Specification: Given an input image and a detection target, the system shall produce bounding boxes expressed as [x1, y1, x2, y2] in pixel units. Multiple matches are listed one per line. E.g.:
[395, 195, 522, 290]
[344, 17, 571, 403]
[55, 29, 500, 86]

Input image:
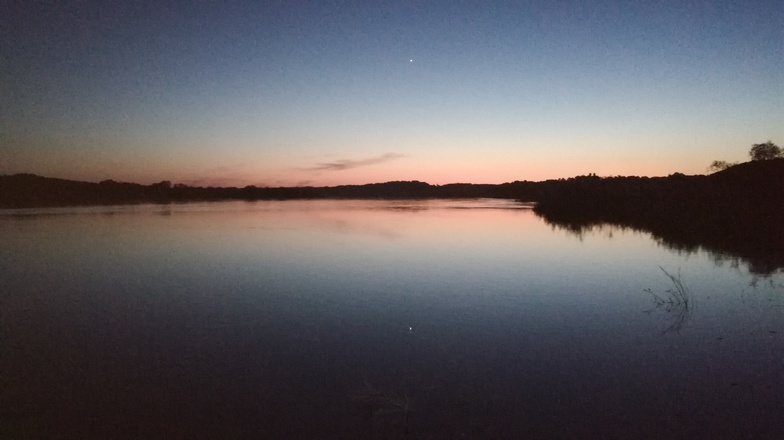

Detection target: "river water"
[1, 199, 781, 439]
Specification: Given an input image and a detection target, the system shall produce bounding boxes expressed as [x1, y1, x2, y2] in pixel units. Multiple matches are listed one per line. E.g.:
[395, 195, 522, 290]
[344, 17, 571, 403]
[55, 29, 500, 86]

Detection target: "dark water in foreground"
[1, 200, 782, 439]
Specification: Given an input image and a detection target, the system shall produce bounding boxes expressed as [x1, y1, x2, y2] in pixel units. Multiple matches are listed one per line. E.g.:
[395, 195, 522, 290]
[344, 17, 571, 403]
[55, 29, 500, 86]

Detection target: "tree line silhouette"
[0, 175, 543, 207]
[3, 142, 779, 209]
[533, 158, 784, 275]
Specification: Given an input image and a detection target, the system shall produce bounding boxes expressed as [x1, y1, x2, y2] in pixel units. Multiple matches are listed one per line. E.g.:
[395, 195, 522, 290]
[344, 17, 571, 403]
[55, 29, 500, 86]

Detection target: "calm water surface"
[1, 200, 782, 439]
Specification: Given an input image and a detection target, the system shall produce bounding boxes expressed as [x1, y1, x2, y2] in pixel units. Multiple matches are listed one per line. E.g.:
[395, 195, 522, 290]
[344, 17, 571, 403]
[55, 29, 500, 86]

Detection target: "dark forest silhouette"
[2, 158, 782, 274]
[533, 159, 784, 275]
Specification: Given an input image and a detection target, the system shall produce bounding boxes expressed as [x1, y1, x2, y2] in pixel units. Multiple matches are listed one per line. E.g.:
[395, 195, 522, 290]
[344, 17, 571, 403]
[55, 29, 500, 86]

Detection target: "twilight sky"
[2, 0, 782, 187]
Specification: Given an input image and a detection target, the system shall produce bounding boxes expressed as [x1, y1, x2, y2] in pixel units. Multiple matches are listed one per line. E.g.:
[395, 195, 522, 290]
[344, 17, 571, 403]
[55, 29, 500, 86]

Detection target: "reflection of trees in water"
[649, 232, 783, 277]
[538, 213, 784, 276]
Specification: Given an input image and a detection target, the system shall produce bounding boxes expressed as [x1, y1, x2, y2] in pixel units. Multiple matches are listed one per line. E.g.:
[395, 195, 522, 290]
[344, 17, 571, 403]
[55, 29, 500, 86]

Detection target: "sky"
[1, 0, 782, 187]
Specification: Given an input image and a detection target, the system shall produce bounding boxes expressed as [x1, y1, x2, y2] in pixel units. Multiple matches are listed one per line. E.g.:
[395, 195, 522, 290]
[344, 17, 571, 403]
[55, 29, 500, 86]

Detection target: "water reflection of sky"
[1, 200, 782, 439]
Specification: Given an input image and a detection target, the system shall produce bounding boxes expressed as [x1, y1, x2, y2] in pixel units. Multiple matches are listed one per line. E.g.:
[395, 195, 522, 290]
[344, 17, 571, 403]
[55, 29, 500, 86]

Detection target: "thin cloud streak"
[305, 153, 405, 172]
